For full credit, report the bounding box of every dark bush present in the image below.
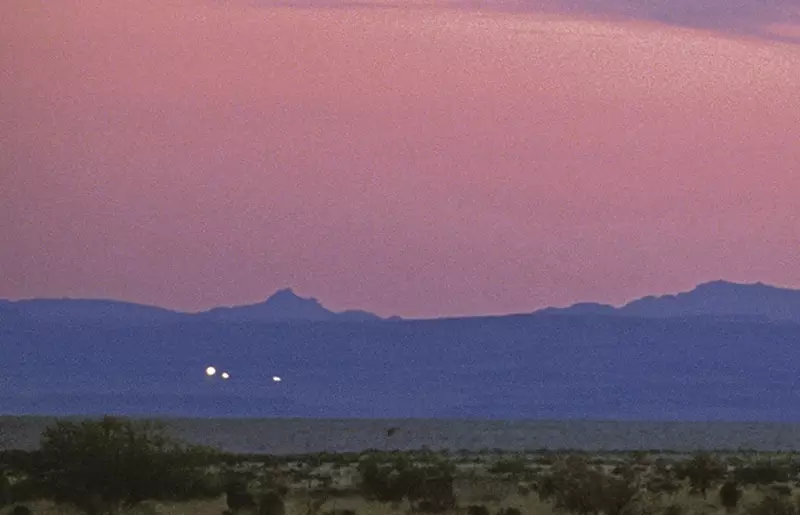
[498,508,522,515]
[33,416,219,514]
[663,504,684,515]
[408,471,456,513]
[747,495,799,515]
[358,456,455,512]
[674,453,726,498]
[719,481,741,512]
[178,471,225,500]
[467,504,491,515]
[1,471,11,506]
[599,474,641,515]
[537,473,558,501]
[226,480,256,513]
[771,484,793,497]
[11,506,33,515]
[358,457,406,503]
[735,462,790,486]
[7,477,45,504]
[537,457,639,515]
[645,478,681,495]
[258,490,285,515]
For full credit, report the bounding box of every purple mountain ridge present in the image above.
[3,280,800,324]
[4,280,800,420]
[201,288,383,322]
[0,288,383,323]
[535,280,800,323]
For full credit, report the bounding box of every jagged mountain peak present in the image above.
[202,288,382,322]
[262,288,324,309]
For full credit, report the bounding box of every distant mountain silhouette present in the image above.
[199,288,382,322]
[0,298,180,323]
[3,280,800,420]
[3,304,800,420]
[6,280,798,325]
[0,289,383,324]
[536,280,800,323]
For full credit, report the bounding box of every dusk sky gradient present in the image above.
[2,0,799,318]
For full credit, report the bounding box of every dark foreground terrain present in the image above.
[4,416,800,515]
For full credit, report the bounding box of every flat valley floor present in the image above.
[5,417,800,453]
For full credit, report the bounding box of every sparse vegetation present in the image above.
[29,416,221,514]
[537,455,641,515]
[735,461,791,486]
[674,452,727,498]
[6,419,800,515]
[358,454,456,512]
[747,494,800,515]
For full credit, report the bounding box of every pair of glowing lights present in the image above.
[205,366,229,379]
[205,366,282,383]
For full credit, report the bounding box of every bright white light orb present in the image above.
[221,372,230,380]
[272,376,282,382]
[205,366,217,377]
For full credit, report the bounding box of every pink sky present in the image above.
[2,0,799,318]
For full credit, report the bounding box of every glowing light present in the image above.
[272,376,282,382]
[221,372,230,379]
[205,366,217,377]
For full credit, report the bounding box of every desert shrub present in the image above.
[652,459,671,475]
[0,451,42,479]
[489,458,529,476]
[358,458,402,504]
[8,477,47,504]
[599,474,641,515]
[11,506,33,515]
[663,503,685,515]
[33,416,218,514]
[612,463,644,485]
[735,462,790,486]
[537,457,640,515]
[645,477,681,495]
[719,481,742,512]
[257,490,285,515]
[179,471,225,500]
[674,453,726,498]
[534,453,558,466]
[358,455,455,512]
[1,471,11,506]
[467,505,491,515]
[408,471,456,513]
[771,484,793,497]
[537,473,558,501]
[746,495,799,515]
[226,480,256,513]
